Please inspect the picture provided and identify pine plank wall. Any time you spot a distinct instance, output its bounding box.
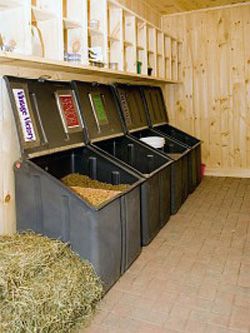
[163,3,250,177]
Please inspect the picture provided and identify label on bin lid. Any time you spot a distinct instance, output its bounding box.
[72,81,124,142]
[116,85,148,132]
[116,89,132,126]
[55,91,83,133]
[13,88,37,142]
[89,93,109,127]
[142,87,169,126]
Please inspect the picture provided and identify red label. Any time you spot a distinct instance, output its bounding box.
[59,95,80,128]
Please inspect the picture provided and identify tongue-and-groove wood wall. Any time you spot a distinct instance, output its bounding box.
[163,3,250,177]
[120,0,250,177]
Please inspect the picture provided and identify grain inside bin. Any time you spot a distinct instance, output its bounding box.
[62,173,129,206]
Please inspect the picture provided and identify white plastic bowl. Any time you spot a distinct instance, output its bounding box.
[140,136,165,149]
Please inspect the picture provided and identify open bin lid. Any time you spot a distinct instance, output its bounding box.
[139,85,169,127]
[71,81,125,143]
[114,84,150,133]
[4,76,85,159]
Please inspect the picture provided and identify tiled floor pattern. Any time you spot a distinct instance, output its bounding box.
[80,177,250,333]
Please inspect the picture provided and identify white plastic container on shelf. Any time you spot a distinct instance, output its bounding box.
[140,136,165,149]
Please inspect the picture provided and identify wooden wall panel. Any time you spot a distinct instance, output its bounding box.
[163,4,250,175]
[116,0,161,27]
[0,79,20,235]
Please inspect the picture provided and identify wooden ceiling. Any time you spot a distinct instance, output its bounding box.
[143,0,250,15]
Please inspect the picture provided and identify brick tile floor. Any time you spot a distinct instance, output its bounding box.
[79,177,250,333]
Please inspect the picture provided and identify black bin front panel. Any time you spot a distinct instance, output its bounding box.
[15,145,144,291]
[159,167,171,227]
[120,189,141,271]
[196,145,202,185]
[15,160,122,291]
[140,174,160,245]
[33,146,142,276]
[139,167,171,245]
[170,159,183,215]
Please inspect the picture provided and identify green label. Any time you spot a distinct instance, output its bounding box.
[92,94,108,125]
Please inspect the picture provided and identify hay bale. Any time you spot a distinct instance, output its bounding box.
[0,233,103,333]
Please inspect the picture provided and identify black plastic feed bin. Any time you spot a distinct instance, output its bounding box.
[71,80,173,246]
[4,76,144,292]
[114,83,191,215]
[140,85,202,191]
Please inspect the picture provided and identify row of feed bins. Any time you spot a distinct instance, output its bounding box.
[140,85,202,192]
[114,84,191,214]
[72,81,172,244]
[5,76,201,292]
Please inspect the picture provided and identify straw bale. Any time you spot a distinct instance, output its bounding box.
[0,233,103,333]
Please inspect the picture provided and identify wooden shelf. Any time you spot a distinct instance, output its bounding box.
[32,6,57,21]
[0,53,181,84]
[63,17,83,29]
[0,0,182,84]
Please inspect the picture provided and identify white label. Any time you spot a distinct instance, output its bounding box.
[13,89,36,142]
